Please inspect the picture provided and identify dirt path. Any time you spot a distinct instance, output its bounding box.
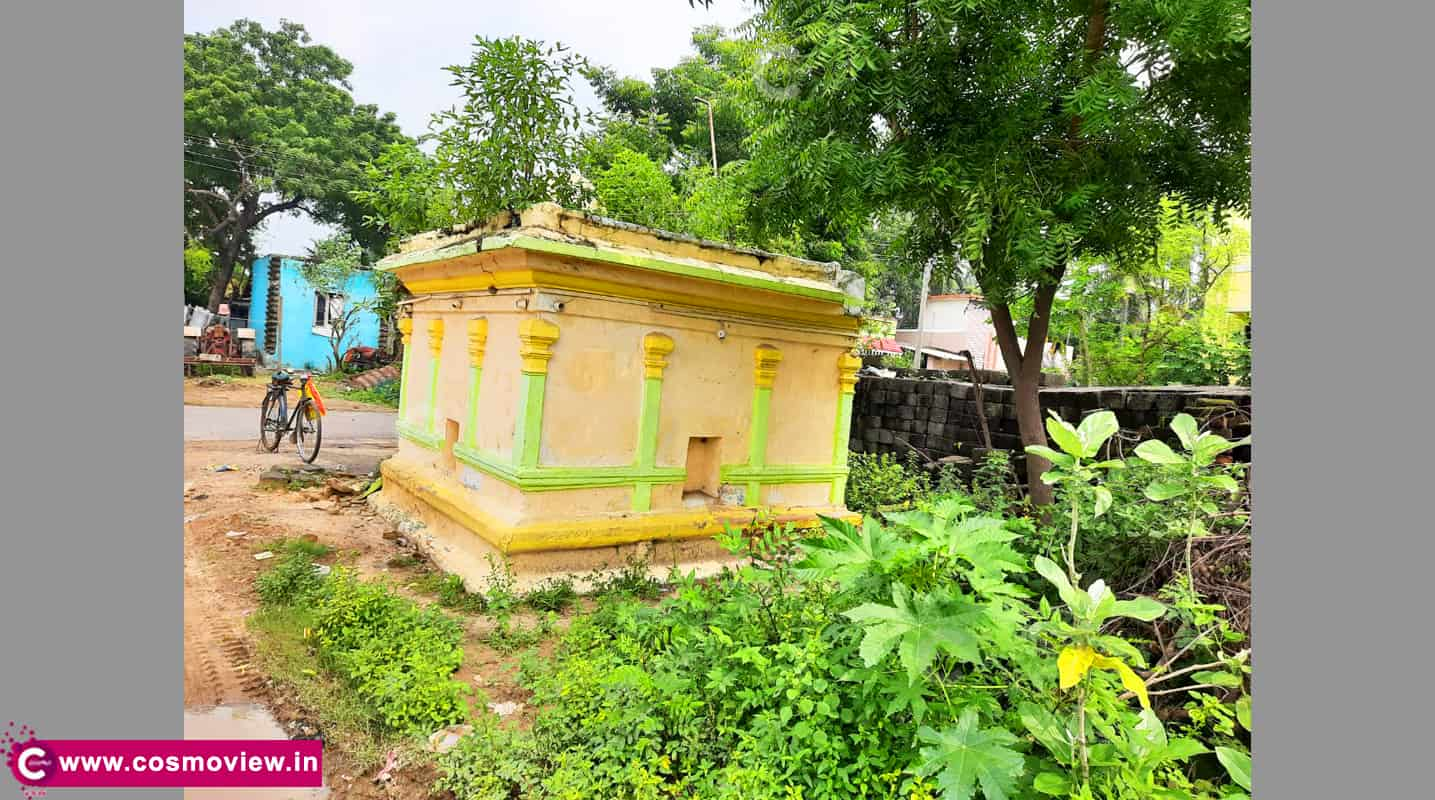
[183,440,402,706]
[184,375,393,413]
[183,436,563,798]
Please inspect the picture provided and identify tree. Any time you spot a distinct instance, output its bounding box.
[350,141,457,246]
[184,19,406,311]
[1017,205,1251,386]
[591,149,684,229]
[742,0,1251,504]
[183,243,214,307]
[587,26,760,170]
[300,236,384,372]
[429,36,593,223]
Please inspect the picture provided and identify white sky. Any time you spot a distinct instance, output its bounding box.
[184,0,758,254]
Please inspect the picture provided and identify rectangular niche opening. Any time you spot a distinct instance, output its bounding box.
[682,436,721,508]
[443,419,460,474]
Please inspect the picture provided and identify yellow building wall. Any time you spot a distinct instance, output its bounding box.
[380,210,862,559]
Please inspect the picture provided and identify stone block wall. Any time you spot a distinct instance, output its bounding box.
[850,376,1251,461]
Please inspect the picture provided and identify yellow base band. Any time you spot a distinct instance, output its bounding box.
[380,458,859,554]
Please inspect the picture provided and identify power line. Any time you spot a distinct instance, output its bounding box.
[183,150,352,187]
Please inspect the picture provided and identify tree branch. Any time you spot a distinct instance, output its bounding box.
[254,197,309,223]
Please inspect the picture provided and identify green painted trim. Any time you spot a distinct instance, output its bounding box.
[631,376,665,512]
[632,482,654,511]
[748,387,772,469]
[426,358,441,436]
[397,347,412,420]
[512,372,547,468]
[465,366,482,448]
[475,235,849,304]
[830,392,855,504]
[832,393,854,467]
[378,240,480,271]
[721,463,849,485]
[635,377,664,469]
[397,419,442,450]
[453,443,685,492]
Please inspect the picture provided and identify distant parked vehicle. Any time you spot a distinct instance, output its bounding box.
[341,345,383,371]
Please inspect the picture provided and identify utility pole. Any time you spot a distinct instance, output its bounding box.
[913,258,933,370]
[696,98,718,176]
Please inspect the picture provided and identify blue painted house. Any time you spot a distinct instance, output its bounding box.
[249,255,384,371]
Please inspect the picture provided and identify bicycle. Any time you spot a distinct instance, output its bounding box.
[259,370,326,463]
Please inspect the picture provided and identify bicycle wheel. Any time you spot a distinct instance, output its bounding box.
[295,401,322,463]
[259,391,284,452]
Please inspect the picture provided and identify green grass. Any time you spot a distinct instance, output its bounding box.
[523,577,578,613]
[333,379,400,409]
[246,604,418,771]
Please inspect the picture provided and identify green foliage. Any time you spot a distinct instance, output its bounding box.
[586,25,757,169]
[183,244,214,306]
[281,537,333,560]
[523,577,578,613]
[300,234,385,371]
[971,450,1022,518]
[350,141,457,242]
[433,434,1250,798]
[745,0,1251,498]
[591,149,684,229]
[845,452,932,514]
[429,36,593,224]
[256,551,326,606]
[914,709,1025,800]
[1014,204,1252,387]
[588,556,663,601]
[580,112,675,173]
[247,604,412,771]
[436,573,489,614]
[748,0,1251,291]
[309,569,471,734]
[184,19,404,307]
[337,378,400,408]
[679,162,755,243]
[253,555,470,735]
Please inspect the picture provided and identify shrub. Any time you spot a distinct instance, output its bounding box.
[311,569,470,734]
[437,573,488,614]
[255,551,326,606]
[844,451,930,514]
[435,417,1251,799]
[523,577,577,612]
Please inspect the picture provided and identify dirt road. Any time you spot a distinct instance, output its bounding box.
[182,440,400,708]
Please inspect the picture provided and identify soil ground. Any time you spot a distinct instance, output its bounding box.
[183,437,572,798]
[184,373,393,413]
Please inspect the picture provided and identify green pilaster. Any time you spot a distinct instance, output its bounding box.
[513,318,560,469]
[832,353,862,505]
[743,345,783,506]
[746,386,772,502]
[424,318,445,437]
[512,371,548,468]
[426,358,441,435]
[631,376,665,511]
[396,318,414,423]
[830,391,855,502]
[465,318,488,449]
[630,332,674,512]
[465,366,482,447]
